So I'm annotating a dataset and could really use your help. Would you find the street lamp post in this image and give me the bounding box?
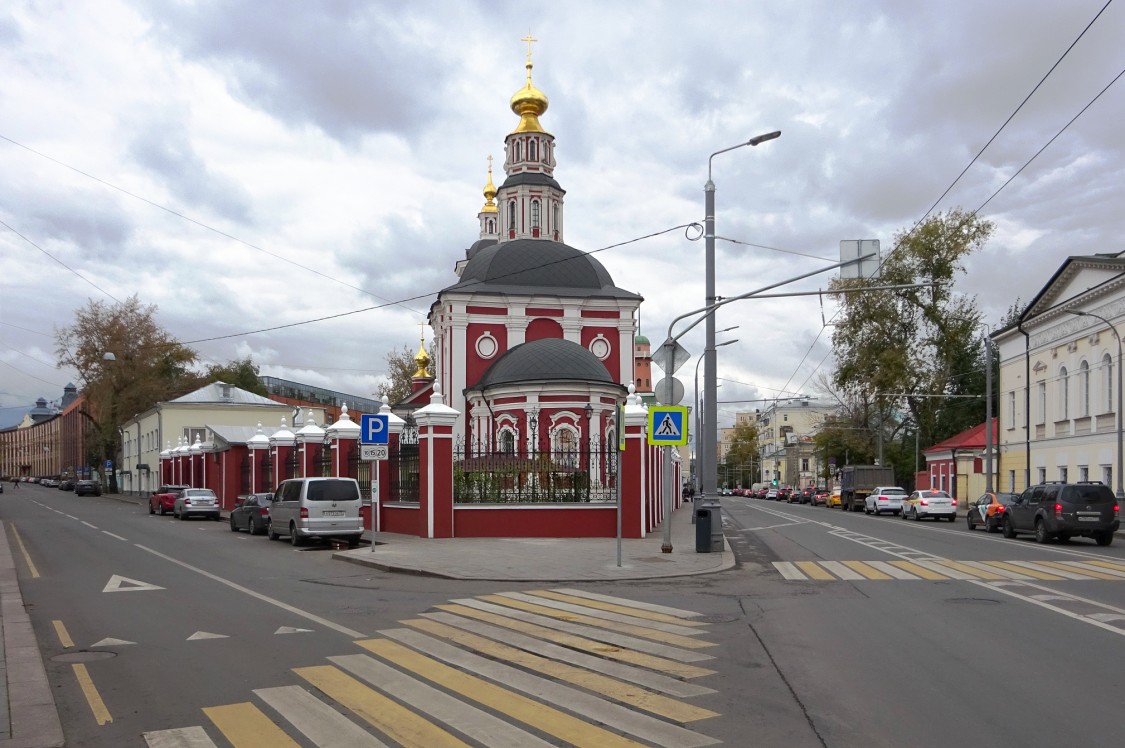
[703,131,780,547]
[1066,311,1124,499]
[694,333,739,496]
[583,403,593,503]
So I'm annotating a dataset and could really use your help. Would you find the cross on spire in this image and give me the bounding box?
[521,32,537,64]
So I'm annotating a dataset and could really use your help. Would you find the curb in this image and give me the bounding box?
[0,521,64,748]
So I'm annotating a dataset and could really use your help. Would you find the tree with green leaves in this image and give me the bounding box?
[722,422,760,488]
[55,296,197,492]
[202,357,267,396]
[829,210,994,453]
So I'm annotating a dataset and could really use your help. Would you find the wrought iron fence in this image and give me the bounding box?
[453,436,617,504]
[390,442,420,502]
[262,453,273,492]
[314,444,332,477]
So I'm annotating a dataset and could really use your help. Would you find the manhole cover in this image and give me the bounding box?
[946,598,1001,605]
[51,651,117,663]
[691,614,738,623]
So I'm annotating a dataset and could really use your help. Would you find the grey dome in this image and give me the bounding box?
[466,238,497,261]
[474,338,615,391]
[447,239,639,299]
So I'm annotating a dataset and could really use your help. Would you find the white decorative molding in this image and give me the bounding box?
[588,333,611,360]
[475,331,499,359]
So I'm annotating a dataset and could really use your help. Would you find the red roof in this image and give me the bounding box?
[922,418,997,455]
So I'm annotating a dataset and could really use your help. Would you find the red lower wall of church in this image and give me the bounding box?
[452,506,618,537]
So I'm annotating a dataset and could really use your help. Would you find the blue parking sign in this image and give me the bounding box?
[359,414,390,444]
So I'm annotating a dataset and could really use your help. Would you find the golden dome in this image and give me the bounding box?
[413,339,432,379]
[481,156,497,213]
[510,35,548,133]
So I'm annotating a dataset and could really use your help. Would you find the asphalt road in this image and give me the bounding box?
[4,484,1124,747]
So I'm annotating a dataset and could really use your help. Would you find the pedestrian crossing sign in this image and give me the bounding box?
[647,406,688,446]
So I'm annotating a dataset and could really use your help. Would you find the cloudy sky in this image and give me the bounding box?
[2,0,1122,429]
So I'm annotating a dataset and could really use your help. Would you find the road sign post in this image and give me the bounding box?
[359,414,390,445]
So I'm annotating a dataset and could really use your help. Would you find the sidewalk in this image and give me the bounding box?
[335,501,735,581]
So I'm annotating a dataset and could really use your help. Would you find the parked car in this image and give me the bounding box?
[58,479,75,491]
[798,487,814,504]
[1002,481,1119,546]
[267,477,364,547]
[812,489,829,506]
[901,489,957,521]
[149,484,190,516]
[778,487,791,502]
[826,487,842,508]
[75,480,102,497]
[229,493,274,535]
[865,486,907,516]
[765,487,779,500]
[966,492,1020,533]
[173,488,221,521]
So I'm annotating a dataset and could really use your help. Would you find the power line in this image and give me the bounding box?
[0,218,121,303]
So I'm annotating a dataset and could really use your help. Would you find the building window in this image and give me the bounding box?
[1104,352,1114,412]
[1059,367,1069,420]
[1079,465,1088,482]
[1104,465,1113,486]
[528,139,537,161]
[508,201,517,231]
[500,430,516,454]
[531,199,541,228]
[1037,383,1046,425]
[513,141,521,161]
[1059,466,1068,482]
[1008,391,1015,428]
[1008,470,1016,492]
[1037,467,1046,484]
[801,458,809,472]
[486,218,494,234]
[1079,360,1090,416]
[552,202,559,229]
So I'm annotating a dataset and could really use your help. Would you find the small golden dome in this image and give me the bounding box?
[481,156,497,213]
[413,339,432,379]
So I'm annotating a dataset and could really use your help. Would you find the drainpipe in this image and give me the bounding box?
[1017,319,1031,490]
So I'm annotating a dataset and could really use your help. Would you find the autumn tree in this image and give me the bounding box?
[722,423,760,488]
[829,210,994,452]
[55,296,197,492]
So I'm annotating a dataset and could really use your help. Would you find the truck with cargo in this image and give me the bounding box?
[838,465,895,511]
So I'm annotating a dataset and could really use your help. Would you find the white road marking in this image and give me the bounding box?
[144,725,218,747]
[865,560,922,579]
[274,626,314,635]
[81,521,98,529]
[91,638,135,647]
[102,531,128,541]
[495,591,706,635]
[819,561,865,581]
[65,514,79,520]
[134,544,365,638]
[774,562,808,580]
[973,580,1125,638]
[254,685,389,748]
[187,631,229,641]
[103,574,165,593]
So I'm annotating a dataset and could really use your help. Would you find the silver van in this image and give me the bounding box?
[267,477,364,547]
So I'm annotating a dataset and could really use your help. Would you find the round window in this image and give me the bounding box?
[589,335,611,360]
[476,333,498,359]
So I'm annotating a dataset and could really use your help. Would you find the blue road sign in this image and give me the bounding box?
[647,406,688,446]
[359,414,390,444]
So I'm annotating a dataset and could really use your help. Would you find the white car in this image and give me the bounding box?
[901,489,957,521]
[173,488,221,521]
[865,486,907,516]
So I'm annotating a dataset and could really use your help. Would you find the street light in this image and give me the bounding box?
[703,130,780,540]
[583,403,593,502]
[695,337,738,495]
[1066,310,1123,499]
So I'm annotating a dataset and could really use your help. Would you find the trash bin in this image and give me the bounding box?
[695,508,712,553]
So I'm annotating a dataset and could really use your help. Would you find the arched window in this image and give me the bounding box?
[553,427,579,468]
[1079,360,1090,416]
[552,202,559,229]
[500,430,516,454]
[528,139,537,161]
[531,200,541,228]
[1104,353,1114,412]
[508,201,517,231]
[1059,366,1069,420]
[513,141,521,161]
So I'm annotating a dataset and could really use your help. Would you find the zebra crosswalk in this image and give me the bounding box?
[142,588,722,748]
[773,557,1125,582]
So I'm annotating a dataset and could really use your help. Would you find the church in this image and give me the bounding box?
[427,40,643,458]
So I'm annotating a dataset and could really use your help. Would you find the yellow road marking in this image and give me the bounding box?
[477,595,715,649]
[358,638,648,748]
[72,664,112,725]
[1084,559,1125,572]
[296,665,469,748]
[888,561,949,580]
[841,561,892,580]
[10,524,40,578]
[989,561,1064,580]
[435,604,714,679]
[1035,560,1121,580]
[526,590,708,626]
[795,561,835,580]
[931,560,1007,580]
[52,620,74,648]
[203,703,299,748]
[402,618,719,723]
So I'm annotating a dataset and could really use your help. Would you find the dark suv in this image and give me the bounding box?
[75,480,102,497]
[1003,481,1119,546]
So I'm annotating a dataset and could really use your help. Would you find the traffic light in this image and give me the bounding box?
[772,479,778,486]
